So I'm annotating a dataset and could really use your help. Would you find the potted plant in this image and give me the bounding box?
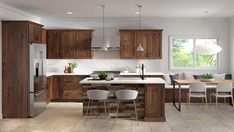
[201,73,214,82]
[98,71,108,80]
[71,63,78,73]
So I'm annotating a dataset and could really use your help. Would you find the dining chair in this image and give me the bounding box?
[210,83,234,110]
[186,83,208,112]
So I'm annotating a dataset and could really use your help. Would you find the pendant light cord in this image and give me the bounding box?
[138,5,142,30]
[101,5,105,47]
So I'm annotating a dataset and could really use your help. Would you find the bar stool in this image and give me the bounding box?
[210,83,234,110]
[85,90,110,123]
[115,90,138,125]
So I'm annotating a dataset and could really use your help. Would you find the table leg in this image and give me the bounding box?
[173,81,181,112]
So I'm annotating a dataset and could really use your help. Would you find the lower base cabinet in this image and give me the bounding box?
[47,75,87,102]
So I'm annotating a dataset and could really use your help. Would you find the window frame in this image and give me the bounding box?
[169,36,220,70]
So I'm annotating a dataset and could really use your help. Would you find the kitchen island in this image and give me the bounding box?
[80,77,166,122]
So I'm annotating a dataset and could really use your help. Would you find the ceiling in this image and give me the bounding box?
[1,0,234,18]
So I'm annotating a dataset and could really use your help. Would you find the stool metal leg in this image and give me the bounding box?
[133,100,138,126]
[104,100,107,118]
[107,100,111,114]
[85,99,91,125]
[116,100,120,120]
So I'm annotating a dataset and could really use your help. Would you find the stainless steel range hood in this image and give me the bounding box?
[91,36,120,51]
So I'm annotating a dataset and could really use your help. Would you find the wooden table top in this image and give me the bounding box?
[174,80,234,84]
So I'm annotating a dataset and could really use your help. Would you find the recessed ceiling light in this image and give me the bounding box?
[67,12,72,15]
[204,10,209,14]
[135,11,140,15]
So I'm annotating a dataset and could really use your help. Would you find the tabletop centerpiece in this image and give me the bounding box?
[98,71,108,80]
[201,73,214,82]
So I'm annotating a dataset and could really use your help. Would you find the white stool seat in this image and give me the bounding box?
[115,90,139,125]
[85,90,110,124]
[87,90,109,100]
[115,90,138,100]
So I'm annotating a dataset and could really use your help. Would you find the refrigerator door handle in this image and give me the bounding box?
[35,89,46,97]
[40,51,44,84]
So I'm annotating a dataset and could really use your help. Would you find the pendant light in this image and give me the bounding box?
[136,5,144,52]
[101,4,107,51]
[193,11,222,55]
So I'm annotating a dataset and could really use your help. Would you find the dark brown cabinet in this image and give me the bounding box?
[47,75,87,102]
[28,22,43,43]
[41,28,47,44]
[46,30,93,59]
[120,30,162,59]
[2,21,44,118]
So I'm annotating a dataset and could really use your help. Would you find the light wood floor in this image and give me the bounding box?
[1,102,234,132]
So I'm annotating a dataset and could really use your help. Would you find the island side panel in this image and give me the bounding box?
[144,84,165,122]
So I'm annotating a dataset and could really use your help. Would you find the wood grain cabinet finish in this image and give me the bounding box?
[144,84,165,122]
[120,30,162,59]
[41,28,47,44]
[46,30,93,59]
[28,22,43,43]
[2,21,43,118]
[47,30,61,58]
[49,75,87,101]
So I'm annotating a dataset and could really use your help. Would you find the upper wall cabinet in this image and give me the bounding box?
[120,30,163,59]
[28,22,43,43]
[46,30,93,59]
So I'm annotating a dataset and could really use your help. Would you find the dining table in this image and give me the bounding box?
[173,79,234,111]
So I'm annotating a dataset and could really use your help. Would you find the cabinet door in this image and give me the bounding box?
[46,76,53,103]
[147,31,162,59]
[28,23,42,43]
[47,30,61,58]
[60,31,76,58]
[62,76,84,99]
[136,31,148,59]
[144,84,165,118]
[120,31,136,58]
[52,76,63,100]
[41,29,47,44]
[74,31,92,59]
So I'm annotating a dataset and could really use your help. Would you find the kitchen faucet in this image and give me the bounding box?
[140,64,144,80]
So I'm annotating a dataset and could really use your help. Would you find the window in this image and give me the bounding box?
[170,36,219,70]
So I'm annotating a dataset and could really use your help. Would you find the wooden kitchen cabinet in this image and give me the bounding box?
[28,22,43,43]
[46,30,93,59]
[48,75,87,101]
[41,28,47,44]
[2,21,44,118]
[120,31,136,58]
[120,30,162,59]
[47,30,61,58]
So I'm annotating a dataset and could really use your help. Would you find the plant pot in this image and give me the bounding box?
[72,68,78,73]
[201,78,214,82]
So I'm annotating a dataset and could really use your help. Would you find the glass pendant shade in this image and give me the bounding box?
[193,43,222,55]
[137,43,144,51]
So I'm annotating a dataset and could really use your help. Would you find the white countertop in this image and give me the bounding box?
[47,72,165,77]
[80,77,166,84]
[120,72,165,76]
[46,72,91,77]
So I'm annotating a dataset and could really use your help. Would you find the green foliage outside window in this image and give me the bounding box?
[172,38,218,68]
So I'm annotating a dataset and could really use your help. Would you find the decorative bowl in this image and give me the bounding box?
[201,78,215,82]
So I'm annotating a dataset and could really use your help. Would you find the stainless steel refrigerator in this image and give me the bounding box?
[29,43,47,117]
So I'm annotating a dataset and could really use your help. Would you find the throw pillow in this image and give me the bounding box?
[183,73,195,80]
[169,74,179,84]
[213,73,226,80]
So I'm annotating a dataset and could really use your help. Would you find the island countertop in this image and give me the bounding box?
[80,77,166,84]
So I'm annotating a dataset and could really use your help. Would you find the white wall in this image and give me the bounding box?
[230,17,234,76]
[43,17,231,74]
[0,2,41,119]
